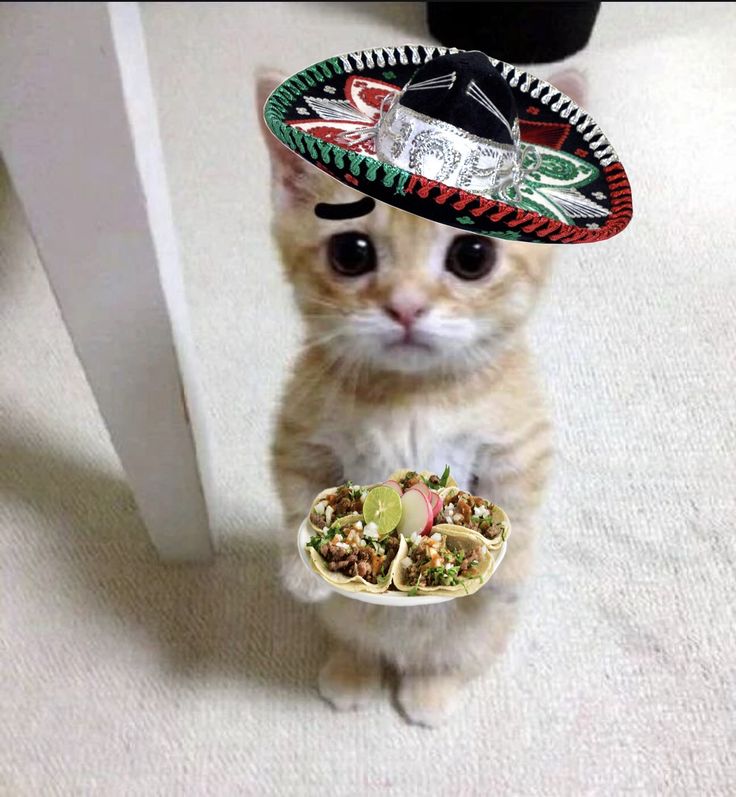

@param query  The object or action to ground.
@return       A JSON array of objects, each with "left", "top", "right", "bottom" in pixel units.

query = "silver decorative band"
[
  {"left": 374, "top": 100, "right": 537, "bottom": 199},
  {"left": 334, "top": 90, "right": 542, "bottom": 200}
]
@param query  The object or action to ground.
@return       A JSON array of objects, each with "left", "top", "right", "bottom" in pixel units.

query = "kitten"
[{"left": 258, "top": 70, "right": 581, "bottom": 726}]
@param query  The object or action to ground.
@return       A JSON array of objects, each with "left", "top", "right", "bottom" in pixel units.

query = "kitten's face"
[
  {"left": 260, "top": 77, "right": 553, "bottom": 377},
  {"left": 271, "top": 174, "right": 551, "bottom": 376}
]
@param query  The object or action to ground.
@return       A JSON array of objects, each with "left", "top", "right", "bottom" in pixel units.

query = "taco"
[
  {"left": 394, "top": 528, "right": 494, "bottom": 597},
  {"left": 388, "top": 467, "right": 458, "bottom": 492},
  {"left": 306, "top": 519, "right": 407, "bottom": 593},
  {"left": 435, "top": 488, "right": 510, "bottom": 550},
  {"left": 308, "top": 481, "right": 374, "bottom": 532}
]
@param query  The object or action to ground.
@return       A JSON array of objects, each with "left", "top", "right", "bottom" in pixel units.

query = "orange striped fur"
[{"left": 259, "top": 73, "right": 563, "bottom": 725}]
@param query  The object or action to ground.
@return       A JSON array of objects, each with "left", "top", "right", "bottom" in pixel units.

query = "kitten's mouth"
[
  {"left": 386, "top": 338, "right": 432, "bottom": 352},
  {"left": 378, "top": 335, "right": 440, "bottom": 373}
]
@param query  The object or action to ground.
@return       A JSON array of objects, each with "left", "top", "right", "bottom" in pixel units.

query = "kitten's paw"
[
  {"left": 318, "top": 646, "right": 383, "bottom": 711},
  {"left": 281, "top": 550, "right": 331, "bottom": 603},
  {"left": 397, "top": 673, "right": 464, "bottom": 727}
]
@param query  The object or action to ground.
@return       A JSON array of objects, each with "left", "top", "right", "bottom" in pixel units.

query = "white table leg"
[{"left": 0, "top": 2, "right": 214, "bottom": 561}]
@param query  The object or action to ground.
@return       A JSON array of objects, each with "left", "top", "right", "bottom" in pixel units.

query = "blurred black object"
[{"left": 426, "top": 2, "right": 602, "bottom": 64}]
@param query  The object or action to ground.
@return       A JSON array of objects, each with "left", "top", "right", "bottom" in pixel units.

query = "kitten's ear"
[
  {"left": 548, "top": 69, "right": 588, "bottom": 108},
  {"left": 256, "top": 69, "right": 315, "bottom": 206}
]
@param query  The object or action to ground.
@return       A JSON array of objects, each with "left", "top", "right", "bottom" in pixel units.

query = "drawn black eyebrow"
[{"left": 314, "top": 197, "right": 376, "bottom": 220}]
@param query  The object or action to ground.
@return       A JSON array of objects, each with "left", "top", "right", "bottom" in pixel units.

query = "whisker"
[
  {"left": 302, "top": 294, "right": 346, "bottom": 311},
  {"left": 300, "top": 329, "right": 346, "bottom": 352}
]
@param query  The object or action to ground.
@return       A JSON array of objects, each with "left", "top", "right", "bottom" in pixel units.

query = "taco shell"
[
  {"left": 307, "top": 534, "right": 408, "bottom": 594},
  {"left": 437, "top": 488, "right": 510, "bottom": 550},
  {"left": 393, "top": 527, "right": 494, "bottom": 597},
  {"left": 308, "top": 484, "right": 372, "bottom": 532}
]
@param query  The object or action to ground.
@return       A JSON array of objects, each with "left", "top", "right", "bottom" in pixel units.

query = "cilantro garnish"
[{"left": 420, "top": 465, "right": 451, "bottom": 488}]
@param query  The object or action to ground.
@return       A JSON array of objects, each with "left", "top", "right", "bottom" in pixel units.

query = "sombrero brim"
[{"left": 263, "top": 45, "right": 632, "bottom": 244}]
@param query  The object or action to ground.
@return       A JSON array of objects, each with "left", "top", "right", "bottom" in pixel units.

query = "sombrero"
[{"left": 262, "top": 45, "right": 632, "bottom": 244}]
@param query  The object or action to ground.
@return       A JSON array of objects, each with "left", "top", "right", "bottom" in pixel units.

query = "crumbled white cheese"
[
  {"left": 445, "top": 562, "right": 455, "bottom": 570},
  {"left": 360, "top": 490, "right": 369, "bottom": 501},
  {"left": 354, "top": 520, "right": 363, "bottom": 530},
  {"left": 324, "top": 505, "right": 334, "bottom": 525},
  {"left": 336, "top": 542, "right": 350, "bottom": 551},
  {"left": 314, "top": 501, "right": 327, "bottom": 515},
  {"left": 335, "top": 534, "right": 343, "bottom": 541},
  {"left": 322, "top": 526, "right": 329, "bottom": 533},
  {"left": 446, "top": 503, "right": 455, "bottom": 512},
  {"left": 473, "top": 505, "right": 491, "bottom": 519},
  {"left": 364, "top": 522, "right": 379, "bottom": 539},
  {"left": 359, "top": 539, "right": 367, "bottom": 547},
  {"left": 401, "top": 557, "right": 413, "bottom": 568},
  {"left": 431, "top": 532, "right": 443, "bottom": 542}
]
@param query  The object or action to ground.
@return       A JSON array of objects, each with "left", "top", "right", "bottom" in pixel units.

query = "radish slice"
[
  {"left": 422, "top": 504, "right": 434, "bottom": 535},
  {"left": 429, "top": 492, "right": 442, "bottom": 519},
  {"left": 412, "top": 482, "right": 431, "bottom": 499},
  {"left": 383, "top": 480, "right": 403, "bottom": 496},
  {"left": 397, "top": 490, "right": 433, "bottom": 538}
]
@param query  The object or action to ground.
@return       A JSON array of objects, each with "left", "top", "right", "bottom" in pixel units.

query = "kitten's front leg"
[
  {"left": 271, "top": 428, "right": 342, "bottom": 603},
  {"left": 473, "top": 422, "right": 552, "bottom": 514},
  {"left": 473, "top": 424, "right": 553, "bottom": 586}
]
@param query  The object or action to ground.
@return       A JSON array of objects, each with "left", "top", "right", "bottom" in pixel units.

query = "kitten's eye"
[
  {"left": 327, "top": 232, "right": 377, "bottom": 277},
  {"left": 445, "top": 235, "right": 497, "bottom": 280}
]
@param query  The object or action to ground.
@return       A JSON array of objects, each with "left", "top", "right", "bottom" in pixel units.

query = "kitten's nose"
[{"left": 384, "top": 294, "right": 427, "bottom": 329}]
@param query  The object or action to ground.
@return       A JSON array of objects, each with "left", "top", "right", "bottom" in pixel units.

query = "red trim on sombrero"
[
  {"left": 451, "top": 191, "right": 476, "bottom": 211},
  {"left": 402, "top": 159, "right": 633, "bottom": 243},
  {"left": 344, "top": 75, "right": 399, "bottom": 115},
  {"left": 518, "top": 119, "right": 571, "bottom": 151},
  {"left": 434, "top": 186, "right": 457, "bottom": 205},
  {"left": 489, "top": 207, "right": 515, "bottom": 222}
]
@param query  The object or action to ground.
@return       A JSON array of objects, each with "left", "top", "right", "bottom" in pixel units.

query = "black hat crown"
[{"left": 399, "top": 51, "right": 519, "bottom": 145}]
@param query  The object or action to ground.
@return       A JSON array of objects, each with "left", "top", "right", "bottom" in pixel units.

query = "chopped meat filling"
[
  {"left": 309, "top": 522, "right": 399, "bottom": 584},
  {"left": 397, "top": 471, "right": 443, "bottom": 491},
  {"left": 310, "top": 483, "right": 366, "bottom": 528},
  {"left": 403, "top": 533, "right": 482, "bottom": 590},
  {"left": 435, "top": 490, "right": 506, "bottom": 542}
]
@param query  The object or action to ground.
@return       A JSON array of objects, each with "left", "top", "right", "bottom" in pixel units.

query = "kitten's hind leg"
[
  {"left": 318, "top": 640, "right": 384, "bottom": 711},
  {"left": 397, "top": 672, "right": 465, "bottom": 728}
]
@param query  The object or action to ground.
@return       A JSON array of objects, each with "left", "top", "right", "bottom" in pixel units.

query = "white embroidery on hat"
[
  {"left": 466, "top": 80, "right": 513, "bottom": 137},
  {"left": 405, "top": 72, "right": 457, "bottom": 92},
  {"left": 305, "top": 96, "right": 370, "bottom": 123}
]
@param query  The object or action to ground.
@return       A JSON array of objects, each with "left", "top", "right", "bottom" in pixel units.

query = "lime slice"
[{"left": 363, "top": 486, "right": 402, "bottom": 537}]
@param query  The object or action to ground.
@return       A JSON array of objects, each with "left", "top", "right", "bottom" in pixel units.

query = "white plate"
[{"left": 297, "top": 518, "right": 507, "bottom": 606}]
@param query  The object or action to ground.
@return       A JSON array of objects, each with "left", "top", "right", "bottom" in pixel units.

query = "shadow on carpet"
[{"left": 0, "top": 426, "right": 325, "bottom": 694}]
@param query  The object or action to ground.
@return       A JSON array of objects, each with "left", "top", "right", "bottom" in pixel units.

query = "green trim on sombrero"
[
  {"left": 264, "top": 67, "right": 413, "bottom": 196},
  {"left": 263, "top": 46, "right": 633, "bottom": 244}
]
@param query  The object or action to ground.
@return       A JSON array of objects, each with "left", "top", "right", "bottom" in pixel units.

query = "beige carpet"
[{"left": 2, "top": 2, "right": 735, "bottom": 793}]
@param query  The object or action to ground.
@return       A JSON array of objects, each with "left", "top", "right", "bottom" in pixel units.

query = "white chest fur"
[{"left": 313, "top": 403, "right": 485, "bottom": 490}]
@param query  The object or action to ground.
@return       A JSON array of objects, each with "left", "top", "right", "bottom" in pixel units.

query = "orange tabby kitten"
[{"left": 258, "top": 71, "right": 580, "bottom": 726}]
